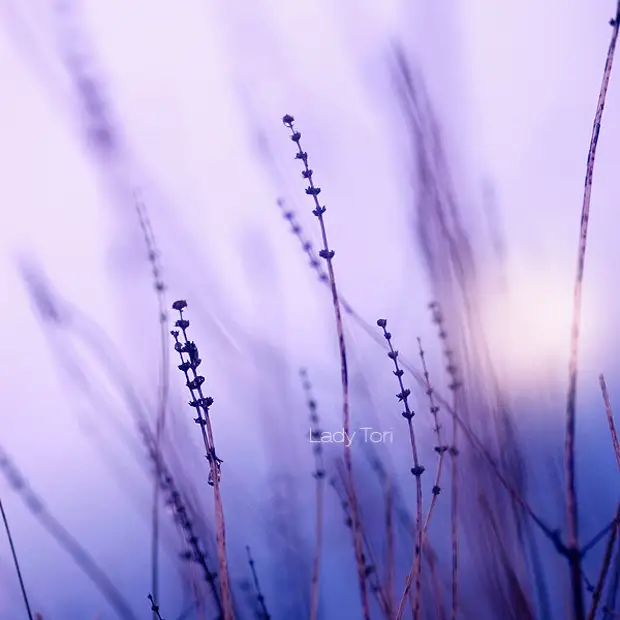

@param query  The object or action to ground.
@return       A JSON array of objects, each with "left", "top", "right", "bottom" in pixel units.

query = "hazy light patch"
[{"left": 480, "top": 261, "right": 602, "bottom": 392}]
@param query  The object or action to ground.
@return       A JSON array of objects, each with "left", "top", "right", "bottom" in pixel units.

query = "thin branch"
[
  {"left": 565, "top": 10, "right": 620, "bottom": 619},
  {"left": 586, "top": 503, "right": 620, "bottom": 620},
  {"left": 301, "top": 369, "right": 326, "bottom": 620},
  {"left": 600, "top": 375, "right": 620, "bottom": 472},
  {"left": 170, "top": 302, "right": 234, "bottom": 620},
  {"left": 377, "top": 318, "right": 425, "bottom": 620},
  {"left": 134, "top": 190, "right": 171, "bottom": 620},
  {"left": 282, "top": 114, "right": 370, "bottom": 619},
  {"left": 0, "top": 497, "right": 34, "bottom": 620},
  {"left": 148, "top": 594, "right": 165, "bottom": 620},
  {"left": 246, "top": 546, "right": 271, "bottom": 620}
]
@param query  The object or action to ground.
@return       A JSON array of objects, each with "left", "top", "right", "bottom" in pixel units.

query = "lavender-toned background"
[{"left": 0, "top": 1, "right": 618, "bottom": 618}]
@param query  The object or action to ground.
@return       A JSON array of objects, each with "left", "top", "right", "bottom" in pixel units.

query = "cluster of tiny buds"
[
  {"left": 376, "top": 319, "right": 413, "bottom": 416},
  {"left": 170, "top": 300, "right": 223, "bottom": 486},
  {"left": 147, "top": 594, "right": 165, "bottom": 620},
  {"left": 277, "top": 199, "right": 353, "bottom": 318},
  {"left": 281, "top": 115, "right": 334, "bottom": 261},
  {"left": 428, "top": 302, "right": 462, "bottom": 392},
  {"left": 246, "top": 546, "right": 271, "bottom": 620},
  {"left": 278, "top": 200, "right": 329, "bottom": 284},
  {"left": 134, "top": 193, "right": 167, "bottom": 324},
  {"left": 140, "top": 425, "right": 210, "bottom": 570},
  {"left": 377, "top": 319, "right": 426, "bottom": 478},
  {"left": 162, "top": 478, "right": 215, "bottom": 579},
  {"left": 416, "top": 338, "right": 450, "bottom": 478},
  {"left": 300, "top": 369, "right": 326, "bottom": 479}
]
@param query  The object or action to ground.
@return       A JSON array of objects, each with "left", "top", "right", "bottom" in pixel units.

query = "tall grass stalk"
[
  {"left": 376, "top": 318, "right": 425, "bottom": 619},
  {"left": 300, "top": 369, "right": 326, "bottom": 620},
  {"left": 0, "top": 496, "right": 34, "bottom": 620},
  {"left": 134, "top": 190, "right": 171, "bottom": 618},
  {"left": 170, "top": 301, "right": 234, "bottom": 620},
  {"left": 282, "top": 114, "right": 371, "bottom": 619},
  {"left": 586, "top": 502, "right": 620, "bottom": 620},
  {"left": 600, "top": 375, "right": 620, "bottom": 471},
  {"left": 246, "top": 546, "right": 271, "bottom": 620},
  {"left": 565, "top": 8, "right": 620, "bottom": 618}
]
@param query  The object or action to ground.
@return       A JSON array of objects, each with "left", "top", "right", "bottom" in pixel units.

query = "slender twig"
[
  {"left": 300, "top": 369, "right": 326, "bottom": 620},
  {"left": 395, "top": 306, "right": 462, "bottom": 620},
  {"left": 565, "top": 10, "right": 620, "bottom": 619},
  {"left": 588, "top": 373, "right": 620, "bottom": 618},
  {"left": 418, "top": 335, "right": 449, "bottom": 541},
  {"left": 282, "top": 114, "right": 370, "bottom": 619},
  {"left": 600, "top": 375, "right": 620, "bottom": 472},
  {"left": 170, "top": 301, "right": 234, "bottom": 620},
  {"left": 0, "top": 497, "right": 34, "bottom": 620},
  {"left": 134, "top": 190, "right": 171, "bottom": 620},
  {"left": 586, "top": 502, "right": 620, "bottom": 620},
  {"left": 364, "top": 447, "right": 446, "bottom": 619},
  {"left": 385, "top": 474, "right": 395, "bottom": 618},
  {"left": 603, "top": 538, "right": 620, "bottom": 618},
  {"left": 148, "top": 594, "right": 165, "bottom": 620},
  {"left": 429, "top": 304, "right": 462, "bottom": 620},
  {"left": 376, "top": 319, "right": 425, "bottom": 620},
  {"left": 582, "top": 511, "right": 620, "bottom": 558},
  {"left": 246, "top": 546, "right": 271, "bottom": 620},
  {"left": 139, "top": 423, "right": 222, "bottom": 616}
]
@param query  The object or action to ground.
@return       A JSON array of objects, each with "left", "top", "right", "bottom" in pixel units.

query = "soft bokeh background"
[{"left": 0, "top": 0, "right": 619, "bottom": 618}]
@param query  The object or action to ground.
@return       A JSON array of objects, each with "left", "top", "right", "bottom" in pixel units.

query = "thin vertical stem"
[
  {"left": 301, "top": 369, "right": 326, "bottom": 620},
  {"left": 171, "top": 303, "right": 234, "bottom": 620},
  {"left": 377, "top": 319, "right": 424, "bottom": 620},
  {"left": 134, "top": 191, "right": 170, "bottom": 620},
  {"left": 450, "top": 392, "right": 459, "bottom": 620},
  {"left": 246, "top": 546, "right": 271, "bottom": 620},
  {"left": 600, "top": 375, "right": 620, "bottom": 472},
  {"left": 586, "top": 503, "right": 620, "bottom": 620},
  {"left": 283, "top": 114, "right": 370, "bottom": 619},
  {"left": 0, "top": 497, "right": 34, "bottom": 620},
  {"left": 565, "top": 11, "right": 620, "bottom": 619},
  {"left": 385, "top": 476, "right": 394, "bottom": 618}
]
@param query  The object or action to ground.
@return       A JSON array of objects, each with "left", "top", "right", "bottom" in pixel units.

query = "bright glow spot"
[{"left": 480, "top": 263, "right": 602, "bottom": 388}]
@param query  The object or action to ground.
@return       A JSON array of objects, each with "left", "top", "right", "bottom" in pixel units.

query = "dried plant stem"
[
  {"left": 428, "top": 304, "right": 462, "bottom": 620},
  {"left": 301, "top": 369, "right": 326, "bottom": 620},
  {"left": 600, "top": 375, "right": 620, "bottom": 472},
  {"left": 311, "top": 479, "right": 325, "bottom": 620},
  {"left": 587, "top": 503, "right": 620, "bottom": 620},
  {"left": 148, "top": 594, "right": 166, "bottom": 620},
  {"left": 134, "top": 190, "right": 170, "bottom": 619},
  {"left": 417, "top": 338, "right": 448, "bottom": 524},
  {"left": 377, "top": 319, "right": 424, "bottom": 620},
  {"left": 139, "top": 423, "right": 223, "bottom": 615},
  {"left": 385, "top": 476, "right": 395, "bottom": 617},
  {"left": 591, "top": 373, "right": 620, "bottom": 619},
  {"left": 283, "top": 114, "right": 370, "bottom": 619},
  {"left": 0, "top": 497, "right": 34, "bottom": 620},
  {"left": 450, "top": 392, "right": 459, "bottom": 620},
  {"left": 246, "top": 546, "right": 271, "bottom": 620},
  {"left": 566, "top": 11, "right": 620, "bottom": 618},
  {"left": 171, "top": 304, "right": 234, "bottom": 620}
]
